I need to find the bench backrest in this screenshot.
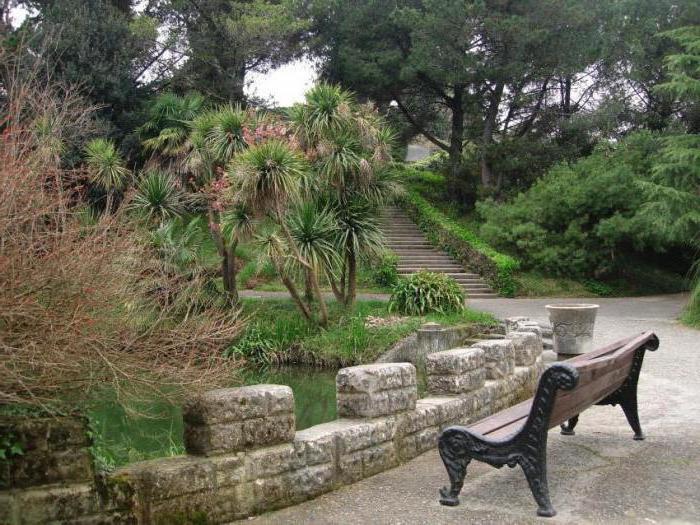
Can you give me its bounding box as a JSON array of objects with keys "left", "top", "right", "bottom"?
[{"left": 547, "top": 331, "right": 658, "bottom": 429}]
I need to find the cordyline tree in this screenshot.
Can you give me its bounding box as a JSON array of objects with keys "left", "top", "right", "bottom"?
[
  {"left": 288, "top": 83, "right": 400, "bottom": 306},
  {"left": 138, "top": 93, "right": 256, "bottom": 303}
]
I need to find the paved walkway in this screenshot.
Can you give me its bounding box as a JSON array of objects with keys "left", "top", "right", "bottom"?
[{"left": 242, "top": 294, "right": 699, "bottom": 524}]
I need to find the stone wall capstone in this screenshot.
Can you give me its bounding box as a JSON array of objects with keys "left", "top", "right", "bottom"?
[
  {"left": 336, "top": 363, "right": 417, "bottom": 418},
  {"left": 425, "top": 348, "right": 486, "bottom": 395},
  {"left": 183, "top": 384, "right": 295, "bottom": 456}
]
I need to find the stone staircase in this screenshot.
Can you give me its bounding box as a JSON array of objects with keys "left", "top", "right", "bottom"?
[{"left": 379, "top": 206, "right": 498, "bottom": 298}]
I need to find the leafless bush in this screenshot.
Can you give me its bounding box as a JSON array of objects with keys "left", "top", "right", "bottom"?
[{"left": 0, "top": 44, "right": 244, "bottom": 413}]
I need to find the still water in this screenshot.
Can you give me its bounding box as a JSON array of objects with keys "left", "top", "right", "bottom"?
[{"left": 88, "top": 366, "right": 338, "bottom": 468}]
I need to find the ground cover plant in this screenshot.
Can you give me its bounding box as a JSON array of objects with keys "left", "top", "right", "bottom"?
[{"left": 227, "top": 298, "right": 496, "bottom": 367}]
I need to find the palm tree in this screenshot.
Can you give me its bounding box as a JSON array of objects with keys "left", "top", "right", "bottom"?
[
  {"left": 140, "top": 92, "right": 206, "bottom": 177},
  {"left": 288, "top": 203, "right": 340, "bottom": 324},
  {"left": 217, "top": 205, "right": 255, "bottom": 304},
  {"left": 289, "top": 84, "right": 401, "bottom": 306},
  {"left": 331, "top": 199, "right": 384, "bottom": 306},
  {"left": 229, "top": 140, "right": 331, "bottom": 325},
  {"left": 131, "top": 171, "right": 187, "bottom": 223},
  {"left": 83, "top": 138, "right": 130, "bottom": 213}
]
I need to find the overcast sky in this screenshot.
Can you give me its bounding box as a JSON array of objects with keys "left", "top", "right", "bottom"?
[{"left": 9, "top": 5, "right": 317, "bottom": 107}]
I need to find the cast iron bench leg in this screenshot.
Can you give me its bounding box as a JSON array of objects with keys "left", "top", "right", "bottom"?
[
  {"left": 560, "top": 415, "right": 579, "bottom": 436},
  {"left": 598, "top": 346, "right": 652, "bottom": 440}
]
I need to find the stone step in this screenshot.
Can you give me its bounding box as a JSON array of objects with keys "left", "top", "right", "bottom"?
[
  {"left": 386, "top": 237, "right": 430, "bottom": 242},
  {"left": 380, "top": 206, "right": 497, "bottom": 297},
  {"left": 397, "top": 266, "right": 466, "bottom": 272},
  {"left": 465, "top": 293, "right": 499, "bottom": 298}
]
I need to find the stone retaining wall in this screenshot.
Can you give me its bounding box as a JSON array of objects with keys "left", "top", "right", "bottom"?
[{"left": 0, "top": 318, "right": 544, "bottom": 524}]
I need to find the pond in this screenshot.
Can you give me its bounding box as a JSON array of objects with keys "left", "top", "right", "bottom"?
[{"left": 88, "top": 366, "right": 338, "bottom": 468}]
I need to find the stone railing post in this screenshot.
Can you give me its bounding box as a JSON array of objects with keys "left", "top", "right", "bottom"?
[
  {"left": 472, "top": 340, "right": 516, "bottom": 379},
  {"left": 508, "top": 331, "right": 543, "bottom": 366},
  {"left": 425, "top": 348, "right": 486, "bottom": 395},
  {"left": 336, "top": 363, "right": 417, "bottom": 418},
  {"left": 183, "top": 384, "right": 295, "bottom": 456}
]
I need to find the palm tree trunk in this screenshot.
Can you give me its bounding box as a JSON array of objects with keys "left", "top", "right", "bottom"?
[
  {"left": 222, "top": 242, "right": 239, "bottom": 304},
  {"left": 309, "top": 267, "right": 328, "bottom": 327},
  {"left": 281, "top": 273, "right": 313, "bottom": 322},
  {"left": 345, "top": 244, "right": 357, "bottom": 307},
  {"left": 304, "top": 271, "right": 314, "bottom": 302},
  {"left": 328, "top": 274, "right": 345, "bottom": 303},
  {"left": 270, "top": 245, "right": 313, "bottom": 322},
  {"left": 104, "top": 192, "right": 114, "bottom": 215}
]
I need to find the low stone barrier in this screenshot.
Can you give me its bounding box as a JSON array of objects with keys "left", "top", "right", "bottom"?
[{"left": 0, "top": 318, "right": 545, "bottom": 524}]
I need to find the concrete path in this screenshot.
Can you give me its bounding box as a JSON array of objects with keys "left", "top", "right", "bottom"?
[
  {"left": 405, "top": 143, "right": 433, "bottom": 162},
  {"left": 242, "top": 293, "right": 700, "bottom": 524}
]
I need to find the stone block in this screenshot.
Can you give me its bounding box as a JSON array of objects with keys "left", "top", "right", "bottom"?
[
  {"left": 509, "top": 331, "right": 542, "bottom": 366},
  {"left": 505, "top": 316, "right": 531, "bottom": 334},
  {"left": 210, "top": 453, "right": 245, "bottom": 487},
  {"left": 243, "top": 443, "right": 305, "bottom": 481},
  {"left": 149, "top": 485, "right": 247, "bottom": 525},
  {"left": 396, "top": 400, "right": 441, "bottom": 437},
  {"left": 183, "top": 385, "right": 295, "bottom": 455},
  {"left": 397, "top": 426, "right": 439, "bottom": 461},
  {"left": 123, "top": 456, "right": 216, "bottom": 502},
  {"left": 336, "top": 364, "right": 417, "bottom": 417},
  {"left": 3, "top": 447, "right": 94, "bottom": 489},
  {"left": 183, "top": 384, "right": 294, "bottom": 426},
  {"left": 425, "top": 347, "right": 484, "bottom": 375},
  {"left": 294, "top": 425, "right": 337, "bottom": 466},
  {"left": 473, "top": 340, "right": 515, "bottom": 379},
  {"left": 333, "top": 418, "right": 396, "bottom": 455},
  {"left": 427, "top": 369, "right": 486, "bottom": 395},
  {"left": 14, "top": 483, "right": 98, "bottom": 524}
]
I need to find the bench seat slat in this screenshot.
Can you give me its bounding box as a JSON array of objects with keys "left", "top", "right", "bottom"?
[{"left": 466, "top": 399, "right": 532, "bottom": 436}]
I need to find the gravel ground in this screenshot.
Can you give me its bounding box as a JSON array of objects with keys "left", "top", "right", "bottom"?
[{"left": 240, "top": 294, "right": 700, "bottom": 525}]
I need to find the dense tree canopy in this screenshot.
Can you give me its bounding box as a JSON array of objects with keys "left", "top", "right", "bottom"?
[{"left": 302, "top": 0, "right": 700, "bottom": 203}]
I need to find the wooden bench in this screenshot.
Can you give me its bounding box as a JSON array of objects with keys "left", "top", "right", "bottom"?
[{"left": 437, "top": 331, "right": 659, "bottom": 517}]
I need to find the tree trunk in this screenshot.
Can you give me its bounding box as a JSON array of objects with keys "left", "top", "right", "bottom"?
[
  {"left": 344, "top": 245, "right": 357, "bottom": 307},
  {"left": 447, "top": 85, "right": 466, "bottom": 201},
  {"left": 281, "top": 273, "right": 313, "bottom": 322},
  {"left": 304, "top": 271, "right": 314, "bottom": 303},
  {"left": 221, "top": 242, "right": 239, "bottom": 304},
  {"left": 328, "top": 274, "right": 345, "bottom": 303},
  {"left": 309, "top": 268, "right": 328, "bottom": 327},
  {"left": 480, "top": 81, "right": 505, "bottom": 188}
]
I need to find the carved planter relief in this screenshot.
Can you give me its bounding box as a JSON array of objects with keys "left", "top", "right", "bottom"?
[{"left": 545, "top": 304, "right": 599, "bottom": 356}]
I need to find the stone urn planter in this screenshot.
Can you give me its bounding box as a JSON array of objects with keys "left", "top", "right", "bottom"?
[{"left": 545, "top": 303, "right": 599, "bottom": 357}]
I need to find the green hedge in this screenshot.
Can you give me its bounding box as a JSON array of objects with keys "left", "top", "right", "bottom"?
[{"left": 399, "top": 190, "right": 520, "bottom": 297}]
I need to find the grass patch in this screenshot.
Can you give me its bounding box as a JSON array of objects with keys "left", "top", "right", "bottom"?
[{"left": 232, "top": 298, "right": 496, "bottom": 367}]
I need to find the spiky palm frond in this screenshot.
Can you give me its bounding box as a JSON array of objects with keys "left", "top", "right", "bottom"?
[
  {"left": 84, "top": 138, "right": 130, "bottom": 191},
  {"left": 228, "top": 140, "right": 308, "bottom": 215},
  {"left": 207, "top": 105, "right": 249, "bottom": 164},
  {"left": 315, "top": 132, "right": 364, "bottom": 190},
  {"left": 361, "top": 168, "right": 406, "bottom": 206},
  {"left": 288, "top": 83, "right": 354, "bottom": 144},
  {"left": 287, "top": 203, "right": 341, "bottom": 276},
  {"left": 150, "top": 216, "right": 207, "bottom": 273},
  {"left": 221, "top": 204, "right": 256, "bottom": 244},
  {"left": 132, "top": 171, "right": 187, "bottom": 222},
  {"left": 333, "top": 199, "right": 384, "bottom": 259}
]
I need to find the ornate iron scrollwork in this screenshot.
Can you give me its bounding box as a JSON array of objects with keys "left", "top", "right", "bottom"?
[{"left": 438, "top": 364, "right": 579, "bottom": 517}]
